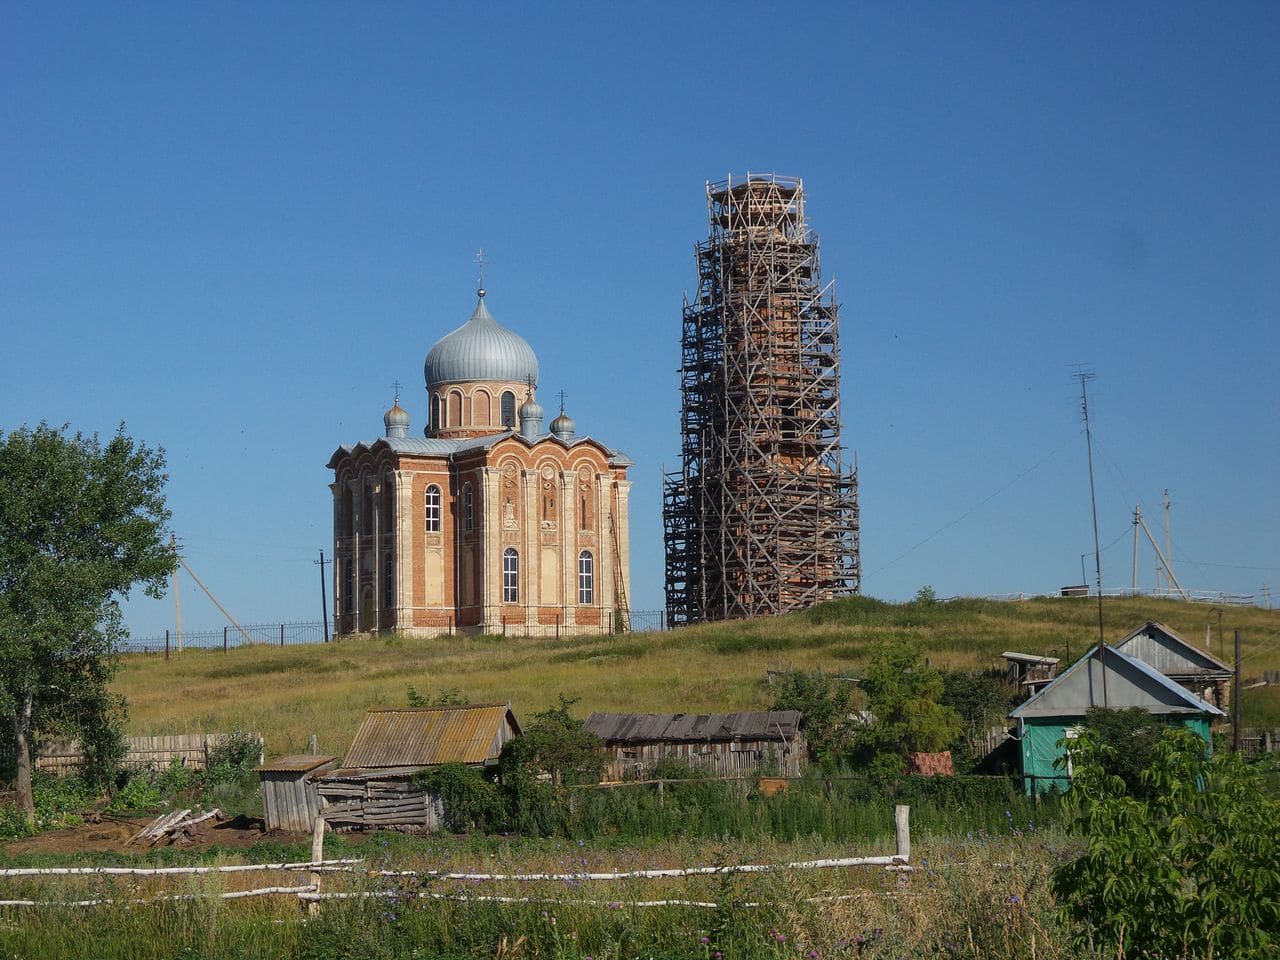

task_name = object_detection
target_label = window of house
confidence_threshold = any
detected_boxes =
[463,483,474,531]
[502,548,519,603]
[501,391,516,428]
[424,485,441,533]
[578,550,594,604]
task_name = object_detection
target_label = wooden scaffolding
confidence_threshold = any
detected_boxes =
[664,174,860,625]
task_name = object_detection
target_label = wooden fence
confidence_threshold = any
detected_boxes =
[0,806,912,910]
[1239,728,1280,759]
[2,733,262,776]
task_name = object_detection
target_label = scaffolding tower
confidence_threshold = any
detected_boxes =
[664,174,860,625]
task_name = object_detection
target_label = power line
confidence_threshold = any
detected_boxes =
[867,429,1083,577]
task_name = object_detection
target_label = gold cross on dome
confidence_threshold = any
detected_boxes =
[474,248,487,288]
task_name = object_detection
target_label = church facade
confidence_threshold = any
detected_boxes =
[327,289,633,637]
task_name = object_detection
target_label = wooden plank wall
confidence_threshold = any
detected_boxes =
[316,777,444,832]
[25,733,261,776]
[601,737,806,782]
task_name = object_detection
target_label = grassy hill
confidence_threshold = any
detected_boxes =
[114,595,1280,758]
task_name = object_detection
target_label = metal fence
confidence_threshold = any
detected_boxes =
[122,610,672,654]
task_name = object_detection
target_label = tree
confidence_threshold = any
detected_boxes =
[857,639,961,774]
[769,669,860,765]
[0,424,173,823]
[498,695,604,787]
[1052,726,1280,958]
[1078,705,1169,799]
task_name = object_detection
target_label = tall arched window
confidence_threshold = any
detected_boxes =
[342,557,354,614]
[501,391,516,428]
[383,557,395,610]
[448,390,463,427]
[431,395,441,431]
[578,551,594,605]
[502,548,519,603]
[424,485,441,533]
[463,483,474,531]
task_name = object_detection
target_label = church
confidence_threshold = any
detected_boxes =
[327,287,633,637]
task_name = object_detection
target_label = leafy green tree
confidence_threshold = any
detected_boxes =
[1079,705,1169,799]
[769,669,860,765]
[1052,726,1280,958]
[0,424,173,823]
[858,639,961,773]
[499,695,603,787]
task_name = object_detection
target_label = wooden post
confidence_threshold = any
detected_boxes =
[309,734,318,756]
[223,626,228,653]
[165,630,170,661]
[280,624,286,647]
[1233,630,1243,753]
[308,815,325,917]
[894,804,911,863]
[656,779,664,807]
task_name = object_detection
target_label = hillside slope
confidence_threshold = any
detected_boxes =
[115,595,1280,757]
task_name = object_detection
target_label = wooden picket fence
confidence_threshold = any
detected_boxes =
[1,733,262,776]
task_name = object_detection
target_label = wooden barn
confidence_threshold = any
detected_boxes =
[585,710,806,781]
[257,754,338,832]
[1113,620,1234,711]
[315,703,521,831]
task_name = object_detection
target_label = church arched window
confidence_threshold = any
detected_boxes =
[578,550,594,605]
[502,548,519,604]
[448,391,463,427]
[383,555,395,610]
[463,483,474,531]
[424,485,441,533]
[501,391,516,428]
[431,395,441,431]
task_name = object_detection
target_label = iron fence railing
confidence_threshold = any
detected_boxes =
[121,610,672,654]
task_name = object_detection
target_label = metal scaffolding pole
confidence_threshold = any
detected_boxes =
[665,174,860,625]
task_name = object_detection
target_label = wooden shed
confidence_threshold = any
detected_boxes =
[1113,620,1234,711]
[256,754,338,832]
[315,703,521,832]
[585,710,806,781]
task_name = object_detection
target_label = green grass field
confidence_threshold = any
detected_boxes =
[114,595,1280,758]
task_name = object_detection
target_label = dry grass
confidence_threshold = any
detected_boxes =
[114,595,1280,756]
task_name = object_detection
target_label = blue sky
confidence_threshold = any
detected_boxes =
[3,2,1277,638]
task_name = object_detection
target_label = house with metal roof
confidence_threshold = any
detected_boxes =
[1113,620,1234,711]
[585,710,806,781]
[1008,646,1225,794]
[261,704,522,833]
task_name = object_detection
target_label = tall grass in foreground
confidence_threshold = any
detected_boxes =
[0,829,1082,960]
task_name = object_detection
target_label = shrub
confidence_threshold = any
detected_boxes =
[205,731,262,785]
[769,669,860,765]
[1052,725,1280,958]
[417,763,502,833]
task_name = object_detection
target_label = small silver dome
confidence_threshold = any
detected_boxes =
[424,291,539,389]
[550,411,576,440]
[383,400,410,439]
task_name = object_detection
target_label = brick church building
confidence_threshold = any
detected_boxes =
[327,288,633,636]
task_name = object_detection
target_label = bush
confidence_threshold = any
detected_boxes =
[205,731,262,785]
[1052,726,1280,958]
[417,763,502,833]
[769,669,860,765]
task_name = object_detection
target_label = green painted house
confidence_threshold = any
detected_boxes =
[1009,644,1225,794]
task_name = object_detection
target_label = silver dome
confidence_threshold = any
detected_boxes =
[424,292,539,388]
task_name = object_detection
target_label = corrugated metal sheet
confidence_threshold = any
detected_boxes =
[342,703,521,769]
[585,710,802,744]
[1010,646,1226,720]
[1113,621,1233,677]
[256,754,338,774]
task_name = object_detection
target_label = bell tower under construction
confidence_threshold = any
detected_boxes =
[663,174,860,625]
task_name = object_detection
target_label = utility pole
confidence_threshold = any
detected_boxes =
[1233,629,1242,753]
[1131,505,1141,595]
[316,550,330,643]
[1163,489,1173,597]
[171,533,183,652]
[1073,367,1107,706]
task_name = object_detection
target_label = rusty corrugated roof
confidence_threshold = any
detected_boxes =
[342,703,521,768]
[585,711,802,744]
[256,754,337,774]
